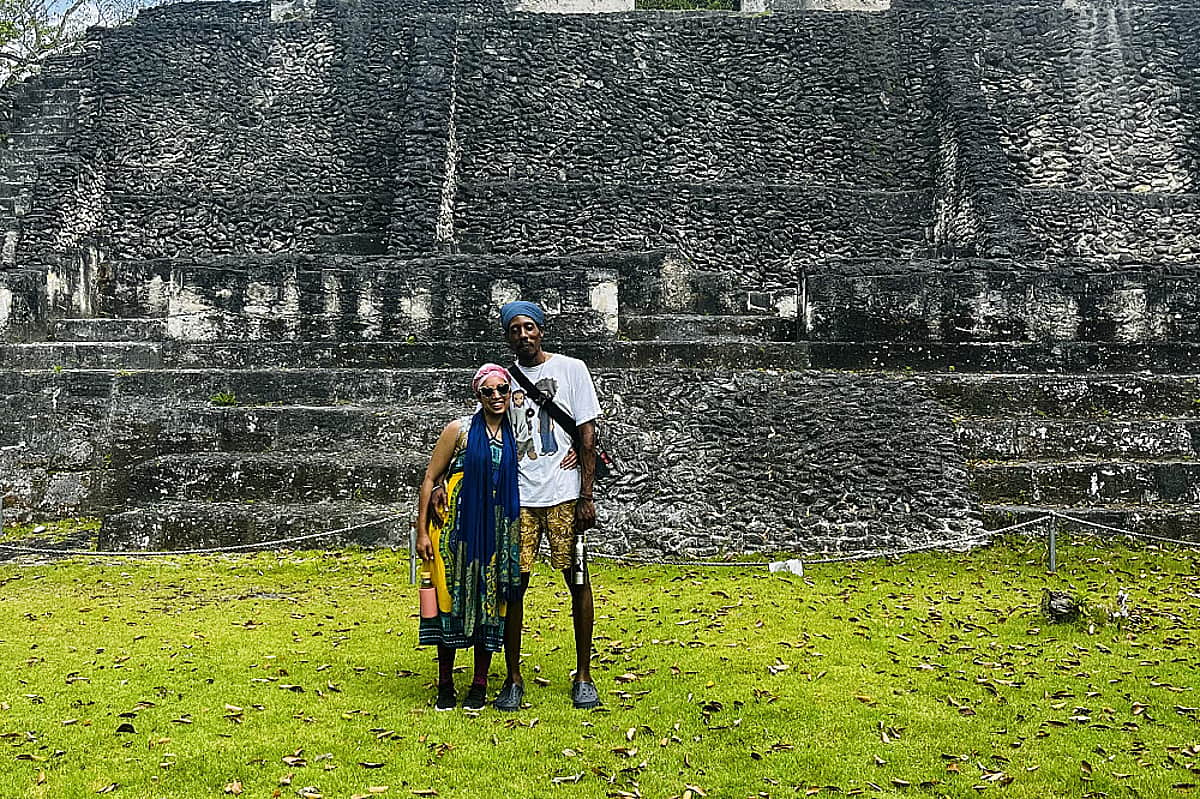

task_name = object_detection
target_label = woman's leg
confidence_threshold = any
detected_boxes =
[435,645,458,710]
[503,572,532,686]
[472,645,493,687]
[437,645,456,685]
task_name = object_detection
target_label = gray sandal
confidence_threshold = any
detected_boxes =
[571,680,601,709]
[494,680,524,711]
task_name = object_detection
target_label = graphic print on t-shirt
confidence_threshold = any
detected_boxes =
[510,388,539,461]
[534,377,559,456]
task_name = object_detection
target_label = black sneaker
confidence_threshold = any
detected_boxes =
[462,683,487,710]
[435,683,457,711]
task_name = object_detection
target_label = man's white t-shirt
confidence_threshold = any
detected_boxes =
[506,354,601,508]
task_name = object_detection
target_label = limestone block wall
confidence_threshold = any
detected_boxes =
[445,13,937,292]
[9,1,1200,281]
[76,252,626,342]
[78,8,411,262]
[807,261,1200,343]
[598,369,975,556]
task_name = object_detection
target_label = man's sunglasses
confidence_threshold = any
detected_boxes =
[479,383,511,399]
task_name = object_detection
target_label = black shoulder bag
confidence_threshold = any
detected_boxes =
[509,364,618,482]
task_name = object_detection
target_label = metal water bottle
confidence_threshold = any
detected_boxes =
[419,570,437,618]
[573,536,586,586]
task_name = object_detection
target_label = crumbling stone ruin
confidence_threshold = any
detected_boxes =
[1,0,1198,556]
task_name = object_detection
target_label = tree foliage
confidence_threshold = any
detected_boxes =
[0,0,149,87]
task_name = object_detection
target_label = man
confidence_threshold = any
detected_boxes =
[491,299,601,711]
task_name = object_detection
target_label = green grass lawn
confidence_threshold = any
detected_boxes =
[0,535,1196,798]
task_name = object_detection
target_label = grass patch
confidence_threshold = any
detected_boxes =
[0,537,1196,798]
[0,516,99,545]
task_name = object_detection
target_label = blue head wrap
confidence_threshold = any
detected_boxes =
[500,301,546,331]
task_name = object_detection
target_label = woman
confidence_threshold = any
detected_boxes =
[415,364,522,711]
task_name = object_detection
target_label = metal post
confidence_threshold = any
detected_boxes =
[409,521,418,586]
[1048,516,1058,573]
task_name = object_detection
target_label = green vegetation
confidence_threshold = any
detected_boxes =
[210,390,238,407]
[0,537,1195,798]
[0,516,98,545]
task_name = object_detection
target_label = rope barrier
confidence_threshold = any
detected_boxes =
[589,514,1054,570]
[1,508,1197,564]
[1047,510,1200,549]
[0,515,398,557]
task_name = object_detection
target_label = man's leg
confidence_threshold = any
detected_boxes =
[562,568,595,683]
[546,501,599,707]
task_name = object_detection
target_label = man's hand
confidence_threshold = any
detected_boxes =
[429,483,448,527]
[561,448,578,470]
[575,497,596,532]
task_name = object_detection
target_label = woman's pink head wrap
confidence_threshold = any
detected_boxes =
[472,363,511,395]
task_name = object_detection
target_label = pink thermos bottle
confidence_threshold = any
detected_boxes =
[419,571,437,619]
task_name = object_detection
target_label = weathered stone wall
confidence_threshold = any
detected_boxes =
[0,361,977,555]
[597,369,975,556]
[3,0,1200,553]
[44,252,628,341]
[10,2,1200,277]
[807,262,1200,343]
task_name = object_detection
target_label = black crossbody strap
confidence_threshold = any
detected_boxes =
[510,363,581,447]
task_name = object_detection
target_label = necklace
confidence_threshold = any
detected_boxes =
[486,420,503,440]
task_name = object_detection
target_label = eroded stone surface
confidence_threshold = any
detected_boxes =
[2,0,1200,552]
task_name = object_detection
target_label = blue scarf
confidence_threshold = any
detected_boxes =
[456,411,521,600]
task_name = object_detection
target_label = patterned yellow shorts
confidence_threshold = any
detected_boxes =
[519,501,577,572]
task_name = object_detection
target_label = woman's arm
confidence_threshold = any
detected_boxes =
[415,419,462,561]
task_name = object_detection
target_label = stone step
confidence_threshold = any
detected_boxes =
[12,338,1200,373]
[83,252,626,341]
[109,402,469,464]
[126,450,427,504]
[26,102,77,119]
[0,367,479,408]
[0,195,31,216]
[957,418,1200,461]
[620,313,797,342]
[807,265,1200,344]
[0,132,71,149]
[931,373,1200,418]
[0,341,163,369]
[98,501,409,552]
[9,115,75,136]
[0,150,56,173]
[51,318,168,342]
[808,341,1200,373]
[0,162,38,183]
[982,504,1200,545]
[0,340,813,371]
[971,460,1200,506]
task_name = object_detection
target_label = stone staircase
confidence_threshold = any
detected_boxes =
[934,373,1200,542]
[0,53,90,268]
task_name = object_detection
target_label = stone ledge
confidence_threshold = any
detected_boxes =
[973,459,1200,506]
[128,449,428,503]
[929,373,1200,417]
[98,500,408,551]
[982,503,1200,545]
[957,418,1200,461]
